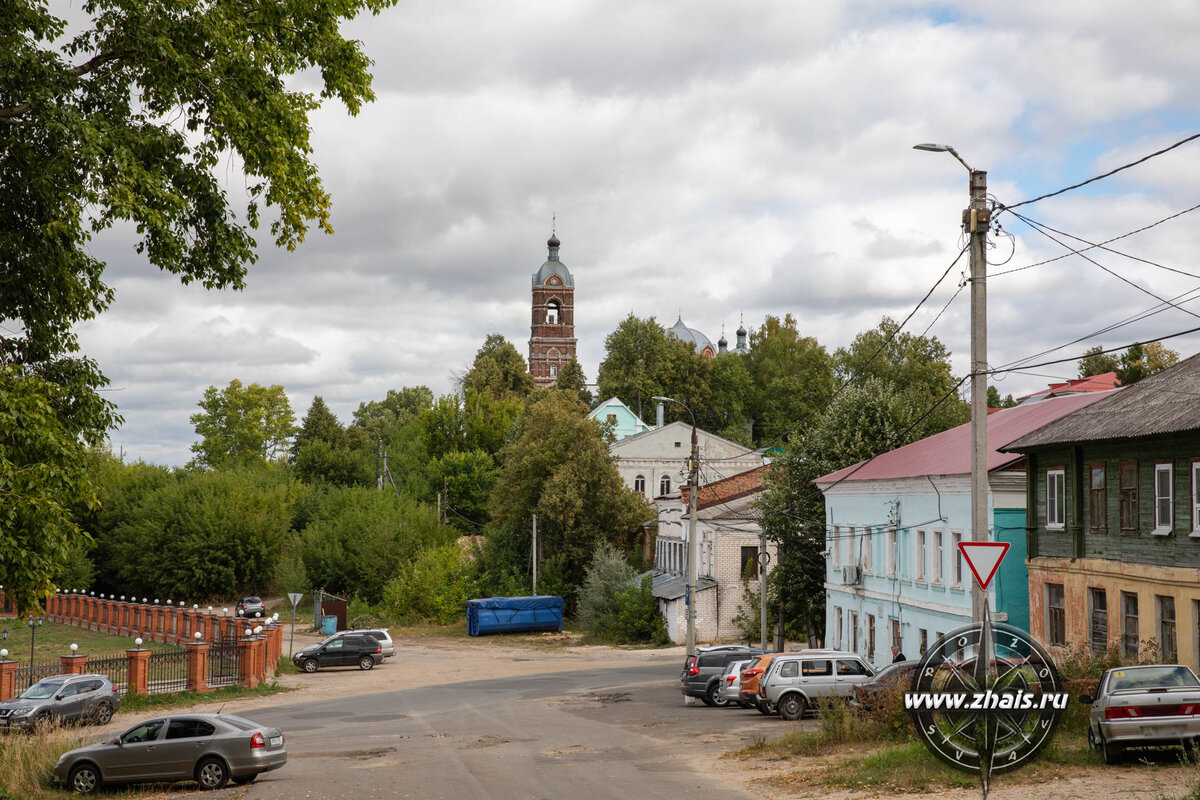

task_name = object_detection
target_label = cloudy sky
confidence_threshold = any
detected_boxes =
[75,1,1200,465]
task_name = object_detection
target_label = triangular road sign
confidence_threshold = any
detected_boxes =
[959,542,1010,591]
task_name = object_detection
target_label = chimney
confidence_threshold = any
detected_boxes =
[656,402,665,428]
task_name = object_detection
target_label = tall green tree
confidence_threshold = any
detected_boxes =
[486,392,650,609]
[0,0,392,608]
[190,379,296,468]
[462,334,535,400]
[986,386,1017,409]
[745,314,835,444]
[351,386,434,435]
[701,352,753,444]
[1078,345,1121,378]
[833,316,968,439]
[293,396,344,455]
[596,314,674,420]
[1117,341,1179,386]
[761,378,924,643]
[430,449,499,532]
[555,357,593,407]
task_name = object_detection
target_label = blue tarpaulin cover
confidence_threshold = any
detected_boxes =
[467,595,565,636]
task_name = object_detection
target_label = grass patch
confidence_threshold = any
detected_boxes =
[119,682,291,713]
[0,621,180,664]
[809,741,977,793]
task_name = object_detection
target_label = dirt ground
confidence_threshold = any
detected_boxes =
[108,626,1197,800]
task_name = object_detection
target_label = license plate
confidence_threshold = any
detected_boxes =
[269,736,282,747]
[1145,725,1184,736]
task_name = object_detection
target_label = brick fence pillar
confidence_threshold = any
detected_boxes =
[126,648,151,695]
[186,642,211,693]
[60,653,88,675]
[237,636,261,689]
[0,659,15,702]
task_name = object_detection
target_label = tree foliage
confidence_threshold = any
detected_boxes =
[486,391,650,609]
[383,542,477,624]
[745,314,835,444]
[462,334,535,400]
[293,396,344,455]
[986,386,1017,409]
[761,378,924,642]
[1078,345,1121,379]
[555,356,592,407]
[190,379,296,468]
[1117,342,1179,386]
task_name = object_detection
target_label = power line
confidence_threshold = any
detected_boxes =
[991,201,1200,278]
[988,324,1200,376]
[1008,209,1200,320]
[1003,131,1200,211]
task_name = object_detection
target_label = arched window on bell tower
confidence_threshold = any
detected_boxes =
[546,299,561,324]
[550,363,558,378]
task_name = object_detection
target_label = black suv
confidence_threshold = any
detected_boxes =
[292,634,383,673]
[680,645,767,707]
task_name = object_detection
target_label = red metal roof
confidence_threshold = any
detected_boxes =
[1015,371,1120,402]
[815,391,1116,485]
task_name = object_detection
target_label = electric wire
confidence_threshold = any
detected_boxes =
[988,323,1200,376]
[1003,131,1200,211]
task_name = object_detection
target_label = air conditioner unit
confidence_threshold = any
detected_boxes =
[842,566,862,585]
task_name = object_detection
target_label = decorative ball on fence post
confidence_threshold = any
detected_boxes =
[223,608,229,616]
[179,601,185,607]
[167,599,171,605]
[244,628,252,637]
[194,631,203,641]
[207,606,213,614]
[120,596,125,601]
[135,637,143,647]
[142,598,147,603]
[255,611,262,618]
[253,626,263,635]
[70,643,78,653]
[90,592,94,596]
[272,613,279,622]
[193,604,199,610]
[0,649,7,659]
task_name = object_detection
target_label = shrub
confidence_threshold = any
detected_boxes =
[383,541,477,624]
[576,543,636,633]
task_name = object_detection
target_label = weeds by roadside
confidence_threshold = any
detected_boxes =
[120,683,291,713]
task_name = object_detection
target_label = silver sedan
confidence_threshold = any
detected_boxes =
[1082,664,1200,763]
[52,712,287,794]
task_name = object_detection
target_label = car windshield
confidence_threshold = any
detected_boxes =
[20,680,64,699]
[244,597,261,604]
[1110,666,1200,692]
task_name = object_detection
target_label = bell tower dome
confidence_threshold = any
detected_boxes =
[529,230,576,388]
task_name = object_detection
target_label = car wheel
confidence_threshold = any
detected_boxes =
[302,659,319,673]
[778,694,806,721]
[32,712,54,731]
[359,655,375,670]
[69,763,102,795]
[707,683,731,708]
[93,702,114,726]
[196,757,230,790]
[1098,728,1121,765]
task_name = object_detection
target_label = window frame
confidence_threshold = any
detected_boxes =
[1089,463,1107,533]
[932,529,943,585]
[862,527,873,573]
[951,530,963,587]
[1192,460,1200,537]
[633,474,646,496]
[1153,461,1174,536]
[1088,587,1108,654]
[1158,595,1178,663]
[915,529,926,583]
[659,475,671,496]
[1046,467,1066,529]
[1122,591,1140,659]
[886,527,896,577]
[831,525,840,569]
[1120,461,1139,534]
[1046,583,1066,647]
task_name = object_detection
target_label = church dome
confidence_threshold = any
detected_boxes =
[548,233,560,248]
[668,316,713,355]
[532,232,574,287]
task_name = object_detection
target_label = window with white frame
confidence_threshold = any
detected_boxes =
[1193,462,1200,536]
[660,475,671,496]
[915,529,926,582]
[932,530,943,585]
[831,525,840,569]
[951,530,963,586]
[1154,462,1173,535]
[862,527,873,572]
[886,527,896,577]
[1047,468,1066,529]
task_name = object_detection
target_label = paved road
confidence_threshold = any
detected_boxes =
[231,659,795,800]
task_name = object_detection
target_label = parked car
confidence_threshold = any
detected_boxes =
[680,646,766,707]
[718,659,757,707]
[739,651,836,713]
[292,633,383,672]
[235,597,266,618]
[327,628,394,659]
[1081,664,1200,763]
[850,659,921,712]
[0,674,120,731]
[52,712,286,794]
[760,651,876,720]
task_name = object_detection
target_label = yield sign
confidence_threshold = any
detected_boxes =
[958,542,1010,591]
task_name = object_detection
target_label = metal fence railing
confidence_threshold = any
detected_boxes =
[207,640,240,688]
[14,662,64,695]
[87,654,130,696]
[147,650,188,694]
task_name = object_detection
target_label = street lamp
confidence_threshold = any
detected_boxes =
[915,142,989,625]
[27,616,44,669]
[652,395,700,656]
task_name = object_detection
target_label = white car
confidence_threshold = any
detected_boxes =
[718,659,755,707]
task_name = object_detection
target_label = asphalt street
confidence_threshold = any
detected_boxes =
[228,659,792,800]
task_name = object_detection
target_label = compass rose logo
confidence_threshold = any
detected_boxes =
[906,543,1069,798]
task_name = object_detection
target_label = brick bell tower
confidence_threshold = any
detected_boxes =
[528,230,576,389]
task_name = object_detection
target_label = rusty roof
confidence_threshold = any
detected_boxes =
[815,391,1114,485]
[1003,352,1200,451]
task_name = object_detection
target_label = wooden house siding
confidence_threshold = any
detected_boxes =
[1027,433,1200,567]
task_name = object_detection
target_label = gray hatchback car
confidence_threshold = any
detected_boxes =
[0,673,120,731]
[52,712,287,794]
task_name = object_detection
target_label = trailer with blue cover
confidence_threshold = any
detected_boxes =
[466,595,565,636]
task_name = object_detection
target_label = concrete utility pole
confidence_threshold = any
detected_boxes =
[759,529,768,651]
[531,513,539,594]
[653,396,699,654]
[915,143,989,625]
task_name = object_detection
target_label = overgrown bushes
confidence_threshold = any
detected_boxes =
[576,545,668,645]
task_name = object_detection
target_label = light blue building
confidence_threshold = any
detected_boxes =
[815,393,1111,669]
[588,397,654,442]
